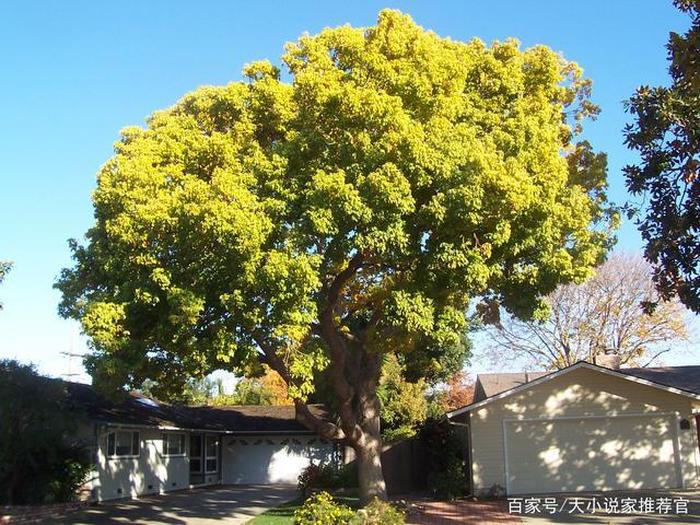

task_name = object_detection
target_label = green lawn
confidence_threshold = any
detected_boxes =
[247,497,303,525]
[247,494,360,525]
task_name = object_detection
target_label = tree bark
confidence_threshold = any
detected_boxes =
[353,393,387,504]
[256,253,390,504]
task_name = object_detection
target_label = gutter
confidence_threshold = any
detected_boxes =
[95,420,317,435]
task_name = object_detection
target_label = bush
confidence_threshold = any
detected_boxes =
[293,492,406,525]
[421,419,469,500]
[47,446,93,502]
[298,461,357,494]
[428,460,468,501]
[353,498,405,525]
[0,360,91,504]
[293,491,355,525]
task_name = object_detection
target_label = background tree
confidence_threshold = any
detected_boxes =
[216,377,272,406]
[624,0,700,313]
[254,365,292,405]
[0,360,90,504]
[484,252,689,370]
[0,261,12,311]
[179,376,218,404]
[427,371,475,417]
[56,11,613,502]
[377,354,428,442]
[212,366,292,406]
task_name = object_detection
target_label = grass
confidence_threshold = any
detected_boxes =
[247,496,303,525]
[247,493,360,525]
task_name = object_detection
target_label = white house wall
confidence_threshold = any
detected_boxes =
[85,426,190,501]
[77,426,336,500]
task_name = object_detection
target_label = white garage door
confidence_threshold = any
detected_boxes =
[222,435,336,484]
[504,414,682,494]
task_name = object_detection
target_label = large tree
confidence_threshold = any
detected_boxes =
[57,11,613,502]
[484,252,689,370]
[624,0,700,313]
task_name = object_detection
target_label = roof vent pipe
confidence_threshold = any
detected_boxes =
[595,348,621,370]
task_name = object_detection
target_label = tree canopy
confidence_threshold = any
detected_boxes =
[57,10,614,501]
[624,0,700,313]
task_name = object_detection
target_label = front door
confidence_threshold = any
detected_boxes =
[189,433,221,486]
[189,433,204,485]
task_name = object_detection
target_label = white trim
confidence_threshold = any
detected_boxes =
[502,418,511,495]
[229,430,315,434]
[502,411,677,423]
[447,362,700,418]
[673,411,685,489]
[693,415,700,484]
[100,421,313,435]
[204,435,219,474]
[466,412,474,496]
[101,421,234,434]
[502,412,684,494]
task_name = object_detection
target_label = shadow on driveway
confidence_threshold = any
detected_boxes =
[45,484,299,525]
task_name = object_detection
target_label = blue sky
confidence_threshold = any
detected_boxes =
[0,1,696,383]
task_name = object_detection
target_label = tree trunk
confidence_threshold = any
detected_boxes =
[354,406,387,504]
[261,254,391,505]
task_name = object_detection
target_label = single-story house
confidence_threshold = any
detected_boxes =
[448,359,700,496]
[64,382,338,501]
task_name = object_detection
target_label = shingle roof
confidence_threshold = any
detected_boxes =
[178,404,330,433]
[622,366,700,396]
[63,381,329,434]
[474,371,549,401]
[473,365,700,402]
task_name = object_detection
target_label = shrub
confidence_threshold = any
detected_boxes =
[298,461,357,494]
[352,498,405,525]
[293,492,406,525]
[421,419,469,500]
[0,360,91,504]
[293,491,355,525]
[428,460,468,501]
[47,445,93,502]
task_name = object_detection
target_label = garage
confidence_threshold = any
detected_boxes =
[504,414,682,494]
[447,361,700,496]
[222,435,336,484]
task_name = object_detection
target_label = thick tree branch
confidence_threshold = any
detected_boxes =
[252,332,348,442]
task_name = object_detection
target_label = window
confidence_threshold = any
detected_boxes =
[205,435,219,473]
[107,430,140,458]
[163,433,186,456]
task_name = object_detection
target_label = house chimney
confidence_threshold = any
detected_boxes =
[595,348,621,370]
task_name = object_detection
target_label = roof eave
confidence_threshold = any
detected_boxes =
[446,361,700,418]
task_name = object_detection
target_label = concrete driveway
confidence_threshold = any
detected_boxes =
[46,484,299,525]
[517,489,700,524]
